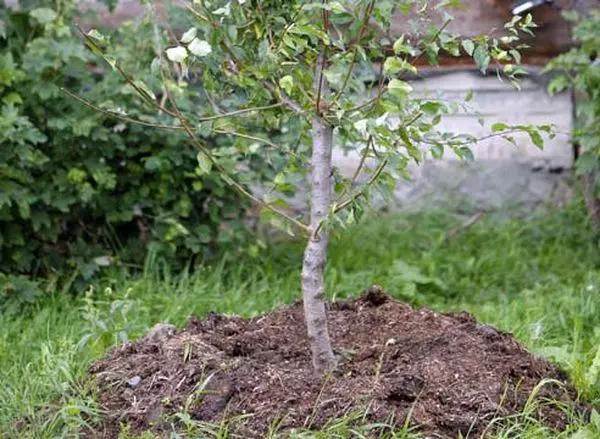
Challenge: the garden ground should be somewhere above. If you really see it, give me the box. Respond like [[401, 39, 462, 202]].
[[1, 204, 600, 438]]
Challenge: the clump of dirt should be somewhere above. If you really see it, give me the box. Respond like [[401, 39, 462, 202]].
[[88, 287, 582, 438]]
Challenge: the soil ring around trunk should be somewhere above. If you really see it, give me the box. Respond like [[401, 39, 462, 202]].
[[88, 286, 585, 438]]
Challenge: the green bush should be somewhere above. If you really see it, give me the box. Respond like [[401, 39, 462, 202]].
[[544, 9, 600, 223], [0, 1, 256, 302]]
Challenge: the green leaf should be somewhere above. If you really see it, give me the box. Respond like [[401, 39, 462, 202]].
[[2, 92, 23, 106], [561, 10, 579, 22], [387, 79, 413, 98], [150, 57, 161, 74], [393, 36, 413, 55], [528, 130, 544, 148], [457, 147, 474, 161], [437, 0, 465, 8], [420, 101, 443, 114], [18, 200, 31, 220], [461, 39, 475, 56], [398, 127, 421, 163], [509, 49, 522, 64], [290, 25, 330, 45], [383, 57, 417, 75], [491, 122, 509, 132], [87, 29, 107, 45], [329, 1, 347, 14], [196, 151, 213, 175], [30, 8, 57, 24], [473, 45, 490, 73], [213, 3, 231, 16], [274, 173, 286, 186], [279, 75, 294, 95], [425, 41, 440, 65], [547, 75, 569, 95], [133, 80, 156, 101]]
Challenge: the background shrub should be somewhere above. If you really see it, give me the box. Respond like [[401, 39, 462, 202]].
[[0, 0, 262, 303]]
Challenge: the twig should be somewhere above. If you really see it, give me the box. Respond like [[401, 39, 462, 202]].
[[331, 0, 376, 104], [263, 82, 306, 115], [314, 0, 330, 115], [196, 103, 284, 122], [333, 157, 388, 214], [443, 211, 485, 241], [334, 135, 373, 203], [169, 91, 310, 234], [419, 128, 533, 149], [212, 129, 305, 161], [61, 88, 181, 130], [274, 5, 304, 52], [59, 93, 302, 161], [330, 111, 422, 213], [346, 86, 388, 114], [77, 24, 180, 119], [409, 17, 453, 65], [350, 136, 372, 184], [313, 155, 389, 237]]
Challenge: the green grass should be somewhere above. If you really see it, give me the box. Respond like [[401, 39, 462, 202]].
[[1, 204, 600, 438]]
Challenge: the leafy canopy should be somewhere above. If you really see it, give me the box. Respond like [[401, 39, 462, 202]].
[[81, 0, 551, 236]]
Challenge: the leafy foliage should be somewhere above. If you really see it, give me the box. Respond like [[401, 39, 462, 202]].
[[84, 0, 549, 237], [544, 10, 600, 186], [0, 1, 254, 303]]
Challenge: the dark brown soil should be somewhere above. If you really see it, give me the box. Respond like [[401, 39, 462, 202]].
[[88, 287, 581, 438]]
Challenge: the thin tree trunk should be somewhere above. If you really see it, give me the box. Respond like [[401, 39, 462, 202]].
[[582, 172, 600, 228], [571, 83, 600, 229], [302, 52, 336, 374]]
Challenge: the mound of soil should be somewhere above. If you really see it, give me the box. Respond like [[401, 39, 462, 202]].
[[89, 287, 580, 438]]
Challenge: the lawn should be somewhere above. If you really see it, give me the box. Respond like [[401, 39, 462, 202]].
[[1, 204, 600, 438]]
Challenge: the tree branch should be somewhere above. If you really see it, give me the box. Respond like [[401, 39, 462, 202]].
[[345, 62, 387, 114], [61, 87, 181, 130], [163, 80, 310, 234], [197, 103, 284, 121], [331, 0, 376, 104], [79, 22, 310, 235], [213, 129, 305, 161], [263, 81, 306, 115], [334, 135, 373, 203], [420, 128, 535, 149], [333, 156, 388, 214], [63, 89, 305, 163]]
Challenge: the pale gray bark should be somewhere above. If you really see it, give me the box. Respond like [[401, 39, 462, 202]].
[[301, 52, 336, 374], [582, 172, 600, 229]]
